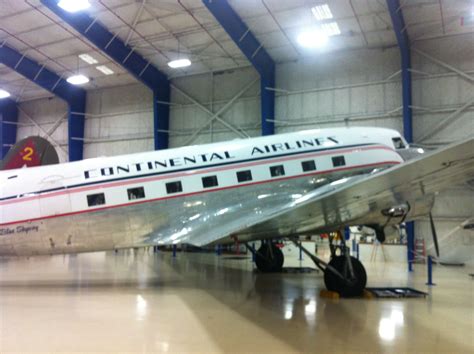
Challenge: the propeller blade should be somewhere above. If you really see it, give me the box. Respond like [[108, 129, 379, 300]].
[[429, 212, 440, 258]]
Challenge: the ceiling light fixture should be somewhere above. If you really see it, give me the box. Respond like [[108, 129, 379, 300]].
[[297, 30, 328, 48], [58, 0, 91, 13], [78, 53, 98, 65], [0, 89, 11, 99], [311, 4, 333, 20], [167, 59, 191, 69], [66, 74, 89, 85], [96, 65, 114, 75], [321, 22, 341, 36]]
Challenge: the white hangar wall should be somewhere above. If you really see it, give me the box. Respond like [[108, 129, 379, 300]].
[[14, 37, 473, 262], [275, 47, 402, 133], [170, 66, 260, 147], [412, 35, 474, 145], [411, 35, 474, 263], [14, 47, 407, 156], [85, 84, 154, 157], [15, 39, 472, 155]]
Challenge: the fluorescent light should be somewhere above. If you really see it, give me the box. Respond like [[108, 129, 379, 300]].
[[321, 22, 341, 36], [58, 0, 91, 13], [311, 4, 333, 20], [96, 65, 114, 75], [78, 53, 98, 64], [0, 89, 11, 99], [297, 30, 328, 48], [66, 74, 89, 85], [167, 59, 191, 69]]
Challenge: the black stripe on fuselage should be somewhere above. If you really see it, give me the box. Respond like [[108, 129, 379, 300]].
[[1, 143, 377, 201]]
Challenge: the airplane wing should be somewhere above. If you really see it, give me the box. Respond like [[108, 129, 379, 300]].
[[145, 138, 474, 247], [237, 137, 474, 242]]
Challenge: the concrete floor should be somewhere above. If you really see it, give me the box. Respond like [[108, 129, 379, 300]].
[[0, 249, 472, 353]]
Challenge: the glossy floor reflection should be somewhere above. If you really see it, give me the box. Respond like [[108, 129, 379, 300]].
[[0, 249, 472, 353]]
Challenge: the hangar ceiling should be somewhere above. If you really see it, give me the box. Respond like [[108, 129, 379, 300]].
[[0, 0, 473, 102]]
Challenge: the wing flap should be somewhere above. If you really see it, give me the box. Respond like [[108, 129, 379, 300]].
[[144, 138, 473, 247]]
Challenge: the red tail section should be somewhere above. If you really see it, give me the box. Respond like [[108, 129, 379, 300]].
[[1, 136, 59, 170]]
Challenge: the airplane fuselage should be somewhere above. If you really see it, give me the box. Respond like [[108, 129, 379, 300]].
[[0, 127, 419, 257]]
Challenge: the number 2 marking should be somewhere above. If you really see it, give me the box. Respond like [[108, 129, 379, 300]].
[[22, 147, 34, 161]]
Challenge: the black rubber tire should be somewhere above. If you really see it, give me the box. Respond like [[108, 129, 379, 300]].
[[255, 243, 284, 272], [324, 256, 367, 297]]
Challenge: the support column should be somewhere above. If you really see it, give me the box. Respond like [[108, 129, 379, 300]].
[[153, 88, 170, 150], [406, 221, 415, 272], [386, 0, 413, 143], [387, 0, 415, 270], [261, 74, 275, 136], [0, 99, 18, 159], [68, 92, 86, 162], [400, 50, 413, 143]]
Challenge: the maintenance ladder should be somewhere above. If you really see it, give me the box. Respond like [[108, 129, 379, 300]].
[[414, 238, 426, 264]]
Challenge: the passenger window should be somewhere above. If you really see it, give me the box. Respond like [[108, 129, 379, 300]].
[[270, 165, 285, 177], [301, 160, 316, 172], [237, 170, 252, 182], [392, 137, 406, 149], [87, 193, 105, 207], [127, 187, 145, 200], [332, 156, 346, 167], [166, 181, 182, 194], [202, 175, 218, 188]]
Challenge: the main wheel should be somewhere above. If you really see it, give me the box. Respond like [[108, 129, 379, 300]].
[[255, 243, 284, 272], [324, 256, 367, 297]]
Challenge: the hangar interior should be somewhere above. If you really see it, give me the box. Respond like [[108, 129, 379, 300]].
[[0, 0, 473, 353]]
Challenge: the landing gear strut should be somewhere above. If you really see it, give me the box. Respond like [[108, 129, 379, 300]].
[[248, 241, 284, 272], [292, 232, 367, 297]]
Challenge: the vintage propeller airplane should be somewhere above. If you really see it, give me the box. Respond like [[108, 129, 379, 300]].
[[1, 127, 473, 296]]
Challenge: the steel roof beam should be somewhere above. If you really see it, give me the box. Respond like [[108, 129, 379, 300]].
[[0, 44, 86, 161], [203, 0, 275, 136], [41, 0, 170, 150]]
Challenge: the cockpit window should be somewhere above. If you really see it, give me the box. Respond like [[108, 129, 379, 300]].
[[392, 137, 406, 149]]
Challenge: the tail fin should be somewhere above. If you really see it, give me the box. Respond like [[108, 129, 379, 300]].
[[1, 136, 59, 170]]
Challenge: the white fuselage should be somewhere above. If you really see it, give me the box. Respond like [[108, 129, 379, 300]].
[[0, 127, 406, 256]]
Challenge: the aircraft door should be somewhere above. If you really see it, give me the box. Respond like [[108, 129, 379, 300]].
[[39, 175, 71, 217]]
